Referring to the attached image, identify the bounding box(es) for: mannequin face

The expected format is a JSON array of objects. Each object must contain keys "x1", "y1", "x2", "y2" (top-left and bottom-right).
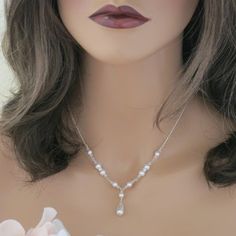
[{"x1": 57, "y1": 0, "x2": 199, "y2": 64}]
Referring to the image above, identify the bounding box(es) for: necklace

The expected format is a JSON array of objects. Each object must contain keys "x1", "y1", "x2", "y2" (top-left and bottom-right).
[{"x1": 69, "y1": 104, "x2": 187, "y2": 216}]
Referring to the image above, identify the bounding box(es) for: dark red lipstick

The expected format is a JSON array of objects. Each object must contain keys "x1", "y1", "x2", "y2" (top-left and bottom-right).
[{"x1": 89, "y1": 4, "x2": 151, "y2": 29}]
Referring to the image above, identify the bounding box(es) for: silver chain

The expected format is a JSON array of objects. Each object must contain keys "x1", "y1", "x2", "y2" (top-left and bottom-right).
[{"x1": 69, "y1": 103, "x2": 187, "y2": 216}]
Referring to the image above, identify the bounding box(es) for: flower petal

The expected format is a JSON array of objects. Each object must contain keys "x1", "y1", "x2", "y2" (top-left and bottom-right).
[
  {"x1": 35, "y1": 207, "x2": 58, "y2": 228},
  {"x1": 57, "y1": 229, "x2": 71, "y2": 236},
  {"x1": 0, "y1": 219, "x2": 26, "y2": 236},
  {"x1": 26, "y1": 226, "x2": 48, "y2": 236},
  {"x1": 52, "y1": 219, "x2": 67, "y2": 232}
]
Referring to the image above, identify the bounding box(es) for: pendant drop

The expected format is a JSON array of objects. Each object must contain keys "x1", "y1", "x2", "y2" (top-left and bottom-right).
[
  {"x1": 116, "y1": 199, "x2": 125, "y2": 216},
  {"x1": 116, "y1": 191, "x2": 125, "y2": 216}
]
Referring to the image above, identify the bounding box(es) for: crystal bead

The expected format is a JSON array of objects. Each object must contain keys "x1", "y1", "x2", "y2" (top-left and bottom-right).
[
  {"x1": 143, "y1": 165, "x2": 150, "y2": 171},
  {"x1": 119, "y1": 192, "x2": 124, "y2": 198}
]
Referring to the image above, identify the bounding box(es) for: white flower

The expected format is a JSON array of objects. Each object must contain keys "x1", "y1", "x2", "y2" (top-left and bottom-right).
[{"x1": 0, "y1": 207, "x2": 71, "y2": 236}]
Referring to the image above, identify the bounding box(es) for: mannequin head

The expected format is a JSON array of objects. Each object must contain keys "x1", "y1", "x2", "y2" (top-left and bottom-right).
[
  {"x1": 1, "y1": 0, "x2": 236, "y2": 186},
  {"x1": 57, "y1": 0, "x2": 199, "y2": 64}
]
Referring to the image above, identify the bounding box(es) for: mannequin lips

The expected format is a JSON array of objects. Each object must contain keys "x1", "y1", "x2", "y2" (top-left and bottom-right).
[{"x1": 89, "y1": 4, "x2": 151, "y2": 29}]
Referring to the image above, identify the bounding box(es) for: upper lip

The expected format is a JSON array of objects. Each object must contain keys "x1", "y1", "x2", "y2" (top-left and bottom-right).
[{"x1": 89, "y1": 4, "x2": 150, "y2": 20}]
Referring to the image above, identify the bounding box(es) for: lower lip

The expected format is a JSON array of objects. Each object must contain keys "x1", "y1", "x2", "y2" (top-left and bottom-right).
[{"x1": 89, "y1": 15, "x2": 150, "y2": 29}]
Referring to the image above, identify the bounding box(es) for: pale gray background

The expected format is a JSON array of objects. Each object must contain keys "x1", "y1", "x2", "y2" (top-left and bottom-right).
[{"x1": 0, "y1": 1, "x2": 17, "y2": 113}]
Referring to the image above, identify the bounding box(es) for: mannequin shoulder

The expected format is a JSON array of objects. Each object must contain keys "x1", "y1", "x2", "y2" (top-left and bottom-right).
[
  {"x1": 0, "y1": 134, "x2": 26, "y2": 197},
  {"x1": 0, "y1": 134, "x2": 15, "y2": 179},
  {"x1": 0, "y1": 134, "x2": 34, "y2": 222},
  {"x1": 0, "y1": 134, "x2": 18, "y2": 174}
]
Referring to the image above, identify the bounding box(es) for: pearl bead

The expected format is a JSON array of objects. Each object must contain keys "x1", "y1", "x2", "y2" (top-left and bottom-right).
[
  {"x1": 116, "y1": 210, "x2": 124, "y2": 216},
  {"x1": 87, "y1": 150, "x2": 93, "y2": 156},
  {"x1": 126, "y1": 182, "x2": 133, "y2": 187},
  {"x1": 119, "y1": 192, "x2": 124, "y2": 198},
  {"x1": 139, "y1": 171, "x2": 145, "y2": 176},
  {"x1": 112, "y1": 182, "x2": 119, "y2": 188},
  {"x1": 155, "y1": 151, "x2": 160, "y2": 157},
  {"x1": 100, "y1": 170, "x2": 106, "y2": 176}
]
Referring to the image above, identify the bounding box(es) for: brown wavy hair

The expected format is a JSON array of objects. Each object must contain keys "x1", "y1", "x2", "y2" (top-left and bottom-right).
[{"x1": 1, "y1": 0, "x2": 236, "y2": 188}]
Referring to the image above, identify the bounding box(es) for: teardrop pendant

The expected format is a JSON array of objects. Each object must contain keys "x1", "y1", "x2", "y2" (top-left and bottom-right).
[
  {"x1": 116, "y1": 190, "x2": 125, "y2": 216},
  {"x1": 116, "y1": 199, "x2": 125, "y2": 216}
]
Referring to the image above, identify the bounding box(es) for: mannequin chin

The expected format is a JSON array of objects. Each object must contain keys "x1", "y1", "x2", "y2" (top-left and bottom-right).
[{"x1": 57, "y1": 0, "x2": 199, "y2": 65}]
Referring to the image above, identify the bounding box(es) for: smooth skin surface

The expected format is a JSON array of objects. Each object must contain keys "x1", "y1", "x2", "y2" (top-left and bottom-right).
[
  {"x1": 1, "y1": 0, "x2": 236, "y2": 235},
  {"x1": 1, "y1": 100, "x2": 236, "y2": 236},
  {"x1": 1, "y1": 105, "x2": 236, "y2": 236}
]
